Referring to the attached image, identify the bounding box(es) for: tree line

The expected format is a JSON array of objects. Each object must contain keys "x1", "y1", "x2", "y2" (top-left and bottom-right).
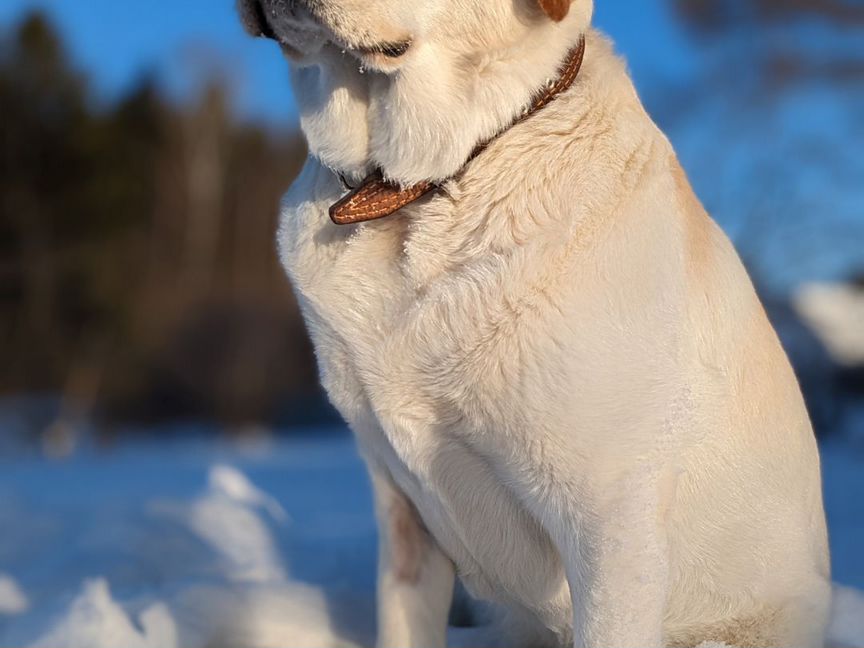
[{"x1": 0, "y1": 12, "x2": 328, "y2": 429}]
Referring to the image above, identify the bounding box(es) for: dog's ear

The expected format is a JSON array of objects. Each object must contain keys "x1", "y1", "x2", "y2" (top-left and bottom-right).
[{"x1": 536, "y1": 0, "x2": 571, "y2": 21}]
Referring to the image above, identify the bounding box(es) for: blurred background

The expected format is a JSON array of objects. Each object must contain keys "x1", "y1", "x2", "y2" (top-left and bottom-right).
[{"x1": 0, "y1": 1, "x2": 862, "y2": 646}]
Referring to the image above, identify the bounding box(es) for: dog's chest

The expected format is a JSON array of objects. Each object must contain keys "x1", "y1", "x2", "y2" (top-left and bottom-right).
[
  {"x1": 282, "y1": 164, "x2": 546, "y2": 432},
  {"x1": 280, "y1": 164, "x2": 572, "y2": 616}
]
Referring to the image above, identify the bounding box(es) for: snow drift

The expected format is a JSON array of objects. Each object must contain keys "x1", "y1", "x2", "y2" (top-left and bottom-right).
[{"x1": 0, "y1": 437, "x2": 860, "y2": 648}]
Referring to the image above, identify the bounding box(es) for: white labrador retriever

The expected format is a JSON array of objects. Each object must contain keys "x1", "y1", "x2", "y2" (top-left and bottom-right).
[{"x1": 239, "y1": 1, "x2": 831, "y2": 646}]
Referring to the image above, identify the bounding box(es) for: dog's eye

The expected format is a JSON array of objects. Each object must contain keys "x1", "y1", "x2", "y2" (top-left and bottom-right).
[{"x1": 380, "y1": 41, "x2": 411, "y2": 58}]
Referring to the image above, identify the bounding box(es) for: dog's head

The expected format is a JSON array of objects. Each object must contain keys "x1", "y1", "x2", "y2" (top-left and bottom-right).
[
  {"x1": 239, "y1": 0, "x2": 579, "y2": 71},
  {"x1": 238, "y1": 0, "x2": 591, "y2": 184}
]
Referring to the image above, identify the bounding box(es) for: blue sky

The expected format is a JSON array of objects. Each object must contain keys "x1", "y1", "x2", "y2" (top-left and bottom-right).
[
  {"x1": 0, "y1": 0, "x2": 698, "y2": 127},
  {"x1": 0, "y1": 0, "x2": 298, "y2": 124}
]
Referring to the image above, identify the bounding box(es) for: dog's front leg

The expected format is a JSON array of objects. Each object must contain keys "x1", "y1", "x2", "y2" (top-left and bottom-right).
[
  {"x1": 370, "y1": 469, "x2": 455, "y2": 648},
  {"x1": 533, "y1": 468, "x2": 673, "y2": 648}
]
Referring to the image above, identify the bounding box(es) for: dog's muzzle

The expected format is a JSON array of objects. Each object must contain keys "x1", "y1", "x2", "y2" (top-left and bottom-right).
[
  {"x1": 238, "y1": 0, "x2": 313, "y2": 41},
  {"x1": 238, "y1": 0, "x2": 412, "y2": 61},
  {"x1": 238, "y1": 0, "x2": 276, "y2": 39}
]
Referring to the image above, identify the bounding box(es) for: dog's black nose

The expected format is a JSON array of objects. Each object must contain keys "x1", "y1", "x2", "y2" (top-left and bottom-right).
[{"x1": 238, "y1": 0, "x2": 278, "y2": 40}]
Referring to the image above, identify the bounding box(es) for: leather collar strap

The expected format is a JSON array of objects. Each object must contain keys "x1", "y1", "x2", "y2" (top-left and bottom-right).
[{"x1": 329, "y1": 37, "x2": 586, "y2": 225}]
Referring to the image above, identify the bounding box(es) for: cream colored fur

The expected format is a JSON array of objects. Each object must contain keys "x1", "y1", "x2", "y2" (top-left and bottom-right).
[{"x1": 247, "y1": 0, "x2": 832, "y2": 645}]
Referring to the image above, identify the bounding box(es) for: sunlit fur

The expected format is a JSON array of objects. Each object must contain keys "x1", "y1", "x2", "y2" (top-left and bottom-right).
[{"x1": 261, "y1": 0, "x2": 832, "y2": 646}]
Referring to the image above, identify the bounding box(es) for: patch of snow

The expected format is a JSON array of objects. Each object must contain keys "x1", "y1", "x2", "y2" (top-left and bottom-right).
[
  {"x1": 208, "y1": 463, "x2": 289, "y2": 524},
  {"x1": 173, "y1": 582, "x2": 369, "y2": 648},
  {"x1": 0, "y1": 573, "x2": 29, "y2": 615},
  {"x1": 794, "y1": 283, "x2": 864, "y2": 367},
  {"x1": 829, "y1": 585, "x2": 864, "y2": 648},
  {"x1": 0, "y1": 448, "x2": 370, "y2": 648},
  {"x1": 25, "y1": 579, "x2": 177, "y2": 648},
  {"x1": 151, "y1": 464, "x2": 289, "y2": 584},
  {"x1": 0, "y1": 435, "x2": 860, "y2": 648}
]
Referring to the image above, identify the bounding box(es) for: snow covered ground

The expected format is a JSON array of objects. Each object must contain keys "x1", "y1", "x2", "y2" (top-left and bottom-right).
[{"x1": 0, "y1": 431, "x2": 862, "y2": 647}]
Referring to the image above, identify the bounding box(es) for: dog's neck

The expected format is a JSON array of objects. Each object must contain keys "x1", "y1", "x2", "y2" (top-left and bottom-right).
[{"x1": 290, "y1": 7, "x2": 591, "y2": 187}]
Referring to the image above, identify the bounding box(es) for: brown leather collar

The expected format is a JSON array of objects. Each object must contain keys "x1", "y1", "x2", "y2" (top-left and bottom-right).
[{"x1": 329, "y1": 37, "x2": 586, "y2": 225}]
